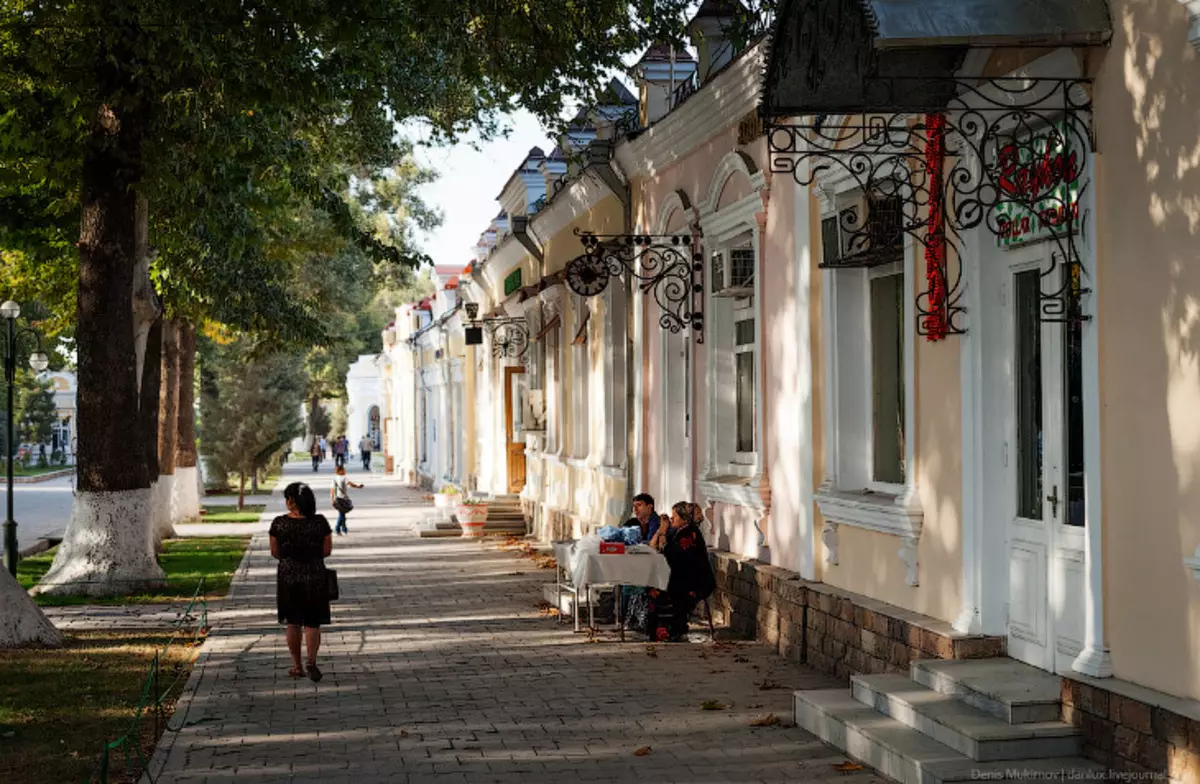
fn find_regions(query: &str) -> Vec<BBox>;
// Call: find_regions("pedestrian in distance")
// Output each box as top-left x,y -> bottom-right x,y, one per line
309,439 -> 321,472
318,435 -> 327,461
331,465 -> 363,535
269,482 -> 333,682
359,435 -> 373,471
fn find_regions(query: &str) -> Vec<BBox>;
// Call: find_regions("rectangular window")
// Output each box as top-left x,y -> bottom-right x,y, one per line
735,318 -> 755,455
821,215 -> 840,266
710,251 -> 724,294
729,247 -> 755,289
870,273 -> 905,484
1065,315 -> 1086,527
1015,270 -> 1043,520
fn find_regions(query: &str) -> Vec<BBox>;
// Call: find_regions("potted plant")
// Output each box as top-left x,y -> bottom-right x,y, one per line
456,498 -> 490,537
433,484 -> 460,513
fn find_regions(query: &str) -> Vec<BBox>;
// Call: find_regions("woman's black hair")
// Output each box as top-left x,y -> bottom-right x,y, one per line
672,501 -> 702,526
284,482 -> 317,517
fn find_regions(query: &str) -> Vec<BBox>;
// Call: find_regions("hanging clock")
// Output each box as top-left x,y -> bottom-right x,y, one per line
566,252 -> 611,297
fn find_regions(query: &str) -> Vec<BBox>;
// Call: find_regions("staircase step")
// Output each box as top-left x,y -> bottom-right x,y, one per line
794,690 -> 1104,784
911,659 -> 1063,725
852,675 -> 1080,762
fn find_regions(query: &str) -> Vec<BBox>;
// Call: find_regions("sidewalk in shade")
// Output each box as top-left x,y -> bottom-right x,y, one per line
145,461 -> 885,784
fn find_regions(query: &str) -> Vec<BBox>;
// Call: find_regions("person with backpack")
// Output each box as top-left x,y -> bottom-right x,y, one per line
330,465 -> 363,535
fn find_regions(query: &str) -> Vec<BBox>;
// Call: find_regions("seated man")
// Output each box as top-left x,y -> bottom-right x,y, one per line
622,493 -> 661,544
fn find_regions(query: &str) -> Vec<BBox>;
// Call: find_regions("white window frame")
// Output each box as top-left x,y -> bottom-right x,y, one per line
700,196 -> 763,483
732,295 -> 757,465
813,164 -> 923,585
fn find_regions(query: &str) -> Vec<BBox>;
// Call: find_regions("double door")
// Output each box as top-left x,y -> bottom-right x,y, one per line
997,248 -> 1087,674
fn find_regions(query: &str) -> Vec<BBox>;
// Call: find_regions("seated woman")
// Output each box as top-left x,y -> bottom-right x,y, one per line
645,501 -> 716,642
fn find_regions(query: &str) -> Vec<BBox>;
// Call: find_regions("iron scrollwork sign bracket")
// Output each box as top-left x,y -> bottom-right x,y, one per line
564,228 -> 705,343
472,317 -> 529,360
765,74 -> 1097,338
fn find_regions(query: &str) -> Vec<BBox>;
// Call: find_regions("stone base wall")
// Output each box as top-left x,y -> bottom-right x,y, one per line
709,550 -> 1004,682
1063,677 -> 1198,780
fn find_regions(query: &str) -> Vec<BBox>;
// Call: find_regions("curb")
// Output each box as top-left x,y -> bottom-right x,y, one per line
140,522 -> 265,784
18,535 -> 61,559
2,468 -> 73,485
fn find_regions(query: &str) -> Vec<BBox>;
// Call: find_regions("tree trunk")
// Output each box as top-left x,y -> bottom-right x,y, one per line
0,569 -> 61,648
250,470 -> 259,495
36,104 -> 165,597
155,321 -> 180,541
237,470 -> 245,512
141,317 -> 168,550
170,321 -> 201,523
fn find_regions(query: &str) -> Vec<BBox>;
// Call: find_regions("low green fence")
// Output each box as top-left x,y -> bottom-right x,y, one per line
85,579 -> 210,784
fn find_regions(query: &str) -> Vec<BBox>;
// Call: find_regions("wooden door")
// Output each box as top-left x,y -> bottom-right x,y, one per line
504,366 -> 526,494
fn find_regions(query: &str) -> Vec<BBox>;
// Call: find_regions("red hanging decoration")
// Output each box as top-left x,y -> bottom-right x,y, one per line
923,113 -> 948,342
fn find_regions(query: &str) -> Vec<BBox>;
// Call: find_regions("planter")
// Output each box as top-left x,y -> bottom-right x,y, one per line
456,504 -> 489,538
433,492 -> 459,510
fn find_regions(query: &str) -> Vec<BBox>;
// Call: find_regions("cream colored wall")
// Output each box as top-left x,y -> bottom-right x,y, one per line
811,199 -> 963,623
1093,0 -> 1200,700
543,196 -> 626,276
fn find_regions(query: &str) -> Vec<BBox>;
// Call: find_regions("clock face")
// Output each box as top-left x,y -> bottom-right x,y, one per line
566,253 -> 610,298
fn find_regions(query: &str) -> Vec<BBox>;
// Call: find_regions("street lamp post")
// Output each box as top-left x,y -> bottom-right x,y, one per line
1,300 -> 50,575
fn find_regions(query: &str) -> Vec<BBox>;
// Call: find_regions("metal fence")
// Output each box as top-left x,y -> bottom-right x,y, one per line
84,579 -> 209,784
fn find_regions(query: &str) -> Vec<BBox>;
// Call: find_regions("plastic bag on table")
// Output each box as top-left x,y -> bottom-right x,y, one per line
597,525 -> 625,543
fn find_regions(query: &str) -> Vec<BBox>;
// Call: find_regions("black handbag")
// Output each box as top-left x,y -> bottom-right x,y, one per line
333,496 -> 353,514
325,568 -> 339,601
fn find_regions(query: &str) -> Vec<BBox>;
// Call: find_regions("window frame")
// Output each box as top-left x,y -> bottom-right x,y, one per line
700,197 -> 763,482
571,294 -> 591,462
865,260 -> 906,495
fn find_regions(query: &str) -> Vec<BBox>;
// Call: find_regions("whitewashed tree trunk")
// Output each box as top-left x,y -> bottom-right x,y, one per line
171,466 -> 200,522
37,188 -> 165,596
34,488 -> 163,597
154,320 -> 180,541
0,569 -> 61,648
171,323 -> 202,523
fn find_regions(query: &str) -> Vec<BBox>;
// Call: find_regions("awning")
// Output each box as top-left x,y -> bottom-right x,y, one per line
761,0 -> 1112,118
533,314 -> 561,342
572,311 -> 590,345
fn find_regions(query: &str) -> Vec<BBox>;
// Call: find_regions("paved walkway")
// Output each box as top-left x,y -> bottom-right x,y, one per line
149,464 -> 884,784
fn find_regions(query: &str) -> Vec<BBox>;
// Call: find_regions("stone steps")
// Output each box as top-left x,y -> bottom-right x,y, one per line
793,658 -> 1104,784
851,675 -> 1080,761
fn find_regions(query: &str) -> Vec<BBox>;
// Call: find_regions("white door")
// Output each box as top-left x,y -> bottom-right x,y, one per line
1005,251 -> 1088,673
660,329 -> 690,508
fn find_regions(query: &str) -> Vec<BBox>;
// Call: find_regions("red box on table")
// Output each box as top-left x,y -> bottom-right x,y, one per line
599,542 -> 625,554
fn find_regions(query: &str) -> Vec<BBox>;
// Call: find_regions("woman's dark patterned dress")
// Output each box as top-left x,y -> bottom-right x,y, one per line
645,523 -> 716,641
269,514 -> 333,627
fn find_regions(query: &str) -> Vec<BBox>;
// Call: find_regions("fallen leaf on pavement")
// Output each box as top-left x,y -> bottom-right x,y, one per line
833,761 -> 865,772
749,713 -> 780,727
700,700 -> 729,711
733,655 -> 750,663
634,746 -> 652,756
645,645 -> 658,658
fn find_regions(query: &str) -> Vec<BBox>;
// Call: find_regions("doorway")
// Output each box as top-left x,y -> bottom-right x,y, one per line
986,245 -> 1087,674
504,366 -> 527,494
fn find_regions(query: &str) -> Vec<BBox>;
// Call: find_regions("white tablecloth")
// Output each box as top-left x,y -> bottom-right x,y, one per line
552,542 -> 671,591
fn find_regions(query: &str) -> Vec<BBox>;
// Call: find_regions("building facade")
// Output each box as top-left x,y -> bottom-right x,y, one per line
380,1 -> 1200,777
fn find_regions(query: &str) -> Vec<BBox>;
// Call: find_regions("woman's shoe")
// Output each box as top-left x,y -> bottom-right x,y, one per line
306,662 -> 322,682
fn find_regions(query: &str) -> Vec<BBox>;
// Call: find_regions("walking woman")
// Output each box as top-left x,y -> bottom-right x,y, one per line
270,482 -> 333,681
309,439 -> 321,472
331,465 -> 363,535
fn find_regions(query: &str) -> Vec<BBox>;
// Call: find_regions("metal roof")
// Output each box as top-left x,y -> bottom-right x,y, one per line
865,0 -> 1111,48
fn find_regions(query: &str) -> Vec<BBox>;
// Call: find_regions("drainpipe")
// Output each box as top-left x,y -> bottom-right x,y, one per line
411,340 -> 420,487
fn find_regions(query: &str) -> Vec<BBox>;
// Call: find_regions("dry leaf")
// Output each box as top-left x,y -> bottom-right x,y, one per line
749,713 -> 780,727
700,700 -> 729,711
733,655 -> 750,663
634,746 -> 652,756
833,761 -> 865,773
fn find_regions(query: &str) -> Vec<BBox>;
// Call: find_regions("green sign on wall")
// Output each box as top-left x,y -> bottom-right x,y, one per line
504,268 -> 523,296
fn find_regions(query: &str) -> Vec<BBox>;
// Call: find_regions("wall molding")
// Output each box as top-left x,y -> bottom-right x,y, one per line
815,484 -> 924,586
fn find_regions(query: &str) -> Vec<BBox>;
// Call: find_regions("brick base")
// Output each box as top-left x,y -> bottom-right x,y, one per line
1063,677 -> 1197,780
709,550 -> 1005,682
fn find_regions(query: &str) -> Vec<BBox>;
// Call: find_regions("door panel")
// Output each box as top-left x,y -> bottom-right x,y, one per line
1006,257 -> 1087,674
504,367 -> 527,495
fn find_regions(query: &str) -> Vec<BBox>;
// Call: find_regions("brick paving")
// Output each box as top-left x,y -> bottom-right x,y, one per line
147,464 -> 886,784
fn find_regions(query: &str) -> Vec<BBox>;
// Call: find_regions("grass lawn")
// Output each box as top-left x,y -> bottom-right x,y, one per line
18,536 -> 251,607
204,471 -> 281,497
200,503 -> 266,523
0,629 -> 203,784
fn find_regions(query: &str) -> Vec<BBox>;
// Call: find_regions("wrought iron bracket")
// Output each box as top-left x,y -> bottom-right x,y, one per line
766,74 -> 1096,339
564,229 -> 705,343
468,316 -> 530,360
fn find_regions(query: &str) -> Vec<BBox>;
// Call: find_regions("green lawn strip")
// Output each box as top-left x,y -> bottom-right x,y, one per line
200,503 -> 266,523
0,628 -> 202,784
204,472 -> 281,497
1,463 -> 69,477
18,536 -> 251,607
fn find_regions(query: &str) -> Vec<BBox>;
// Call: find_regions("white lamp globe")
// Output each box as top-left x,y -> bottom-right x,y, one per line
28,352 -> 49,372
0,301 -> 19,320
